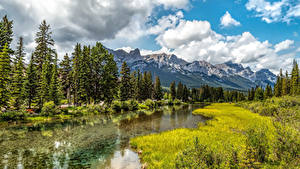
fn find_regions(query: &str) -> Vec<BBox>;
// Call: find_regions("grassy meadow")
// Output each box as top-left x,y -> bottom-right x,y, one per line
130,102 -> 300,168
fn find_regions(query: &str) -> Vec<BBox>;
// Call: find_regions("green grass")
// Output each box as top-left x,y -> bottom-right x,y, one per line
130,103 -> 296,168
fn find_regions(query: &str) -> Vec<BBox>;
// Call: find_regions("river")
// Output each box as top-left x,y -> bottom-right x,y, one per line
0,104 -> 206,169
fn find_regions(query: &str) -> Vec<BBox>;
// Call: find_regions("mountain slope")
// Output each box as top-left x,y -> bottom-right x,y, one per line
108,48 -> 276,90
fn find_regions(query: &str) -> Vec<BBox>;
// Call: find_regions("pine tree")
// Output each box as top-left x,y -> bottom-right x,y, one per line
285,70 -> 290,95
137,69 -> 143,100
78,45 -> 91,104
11,37 -> 25,109
153,76 -> 163,100
101,51 -> 118,104
0,43 -> 11,109
130,71 -> 138,100
40,49 -> 53,104
0,15 -> 13,53
291,60 -> 299,95
254,87 -> 264,101
176,82 -> 183,100
170,81 -> 176,100
120,61 -> 131,101
182,85 -> 189,102
274,75 -> 282,97
59,53 -> 72,104
264,84 -> 272,99
24,54 -> 38,109
49,53 -> 60,105
146,72 -> 153,99
71,43 -> 82,105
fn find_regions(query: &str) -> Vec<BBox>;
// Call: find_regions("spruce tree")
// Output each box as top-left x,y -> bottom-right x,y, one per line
170,81 -> 176,100
40,49 -> 53,104
0,15 -> 13,53
59,53 -> 72,104
71,43 -> 82,105
78,45 -> 91,103
153,76 -> 163,100
274,75 -> 282,97
254,87 -> 264,101
120,61 -> 131,101
24,54 -> 38,109
146,72 -> 153,99
49,53 -> 60,105
11,37 -> 25,109
130,71 -> 138,100
291,60 -> 299,95
182,85 -> 189,102
176,82 -> 183,100
101,51 -> 118,104
264,84 -> 272,99
137,69 -> 143,100
0,43 -> 11,109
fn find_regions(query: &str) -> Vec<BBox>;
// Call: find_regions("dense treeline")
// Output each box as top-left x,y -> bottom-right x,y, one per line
247,60 -> 300,101
0,15 -> 164,112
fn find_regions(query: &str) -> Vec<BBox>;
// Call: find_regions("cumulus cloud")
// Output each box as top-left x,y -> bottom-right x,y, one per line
220,11 -> 241,27
0,0 -> 190,58
150,15 -> 296,73
245,0 -> 300,23
274,40 -> 294,52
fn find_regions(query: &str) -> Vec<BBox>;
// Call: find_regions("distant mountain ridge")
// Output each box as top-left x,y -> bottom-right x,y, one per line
107,48 -> 276,90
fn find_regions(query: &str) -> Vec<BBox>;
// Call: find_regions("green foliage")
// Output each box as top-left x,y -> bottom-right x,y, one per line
59,53 -> 72,103
145,99 -> 155,109
153,76 -> 163,100
0,110 -> 27,121
131,103 -> 299,168
11,37 -> 25,110
128,99 -> 139,111
0,43 -> 11,108
111,100 -> 122,112
254,87 -> 264,101
170,81 -> 176,100
120,61 -> 132,101
41,101 -> 60,116
24,54 -> 38,109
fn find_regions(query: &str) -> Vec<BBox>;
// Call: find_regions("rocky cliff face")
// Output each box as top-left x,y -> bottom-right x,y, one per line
108,48 -> 276,90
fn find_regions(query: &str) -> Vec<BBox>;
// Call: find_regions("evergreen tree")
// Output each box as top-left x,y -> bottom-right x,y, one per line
264,84 -> 273,99
182,85 -> 189,102
11,37 -> 25,109
153,76 -> 163,100
0,43 -> 11,109
291,60 -> 299,95
130,71 -> 138,100
59,53 -> 72,104
176,82 -> 183,100
170,81 -> 176,100
120,61 -> 131,101
282,73 -> 288,96
78,45 -> 91,103
285,70 -> 290,95
254,87 -> 264,101
0,15 -> 13,53
274,75 -> 282,97
71,43 -> 82,105
137,69 -> 143,100
24,54 -> 38,109
101,51 -> 118,104
49,53 -> 60,105
40,49 -> 53,104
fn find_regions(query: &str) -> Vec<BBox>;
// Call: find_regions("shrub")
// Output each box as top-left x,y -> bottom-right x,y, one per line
145,99 -> 155,109
111,100 -> 122,112
41,101 -> 60,116
173,99 -> 181,105
128,100 -> 139,111
0,110 -> 27,121
176,138 -> 230,168
138,103 -> 149,110
121,101 -> 129,111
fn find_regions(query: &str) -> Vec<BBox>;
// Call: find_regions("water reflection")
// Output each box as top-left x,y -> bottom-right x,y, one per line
0,104 -> 206,169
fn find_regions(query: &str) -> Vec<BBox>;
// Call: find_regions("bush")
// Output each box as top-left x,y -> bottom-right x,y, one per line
176,138 -> 232,168
128,100 -> 139,111
173,99 -> 181,105
121,101 -> 129,111
138,103 -> 149,110
145,99 -> 155,109
111,100 -> 122,112
41,101 -> 60,116
0,110 -> 27,121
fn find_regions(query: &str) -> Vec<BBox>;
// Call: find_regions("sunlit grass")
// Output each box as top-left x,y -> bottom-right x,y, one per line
130,103 -> 275,168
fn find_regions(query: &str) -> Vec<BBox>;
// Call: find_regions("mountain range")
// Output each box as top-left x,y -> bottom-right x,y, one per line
107,48 -> 277,90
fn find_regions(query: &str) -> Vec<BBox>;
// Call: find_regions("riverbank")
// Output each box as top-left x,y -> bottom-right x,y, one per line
130,102 -> 299,168
0,99 -> 186,123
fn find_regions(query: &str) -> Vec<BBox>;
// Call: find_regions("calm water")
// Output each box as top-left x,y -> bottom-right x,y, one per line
0,104 -> 206,169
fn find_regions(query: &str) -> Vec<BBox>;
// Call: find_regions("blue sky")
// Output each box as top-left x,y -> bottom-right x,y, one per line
1,0 -> 300,73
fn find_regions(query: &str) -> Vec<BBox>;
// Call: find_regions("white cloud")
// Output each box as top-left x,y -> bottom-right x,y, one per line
274,39 -> 294,52
245,0 -> 300,23
1,0 -> 191,59
151,16 -> 296,73
220,11 -> 241,27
